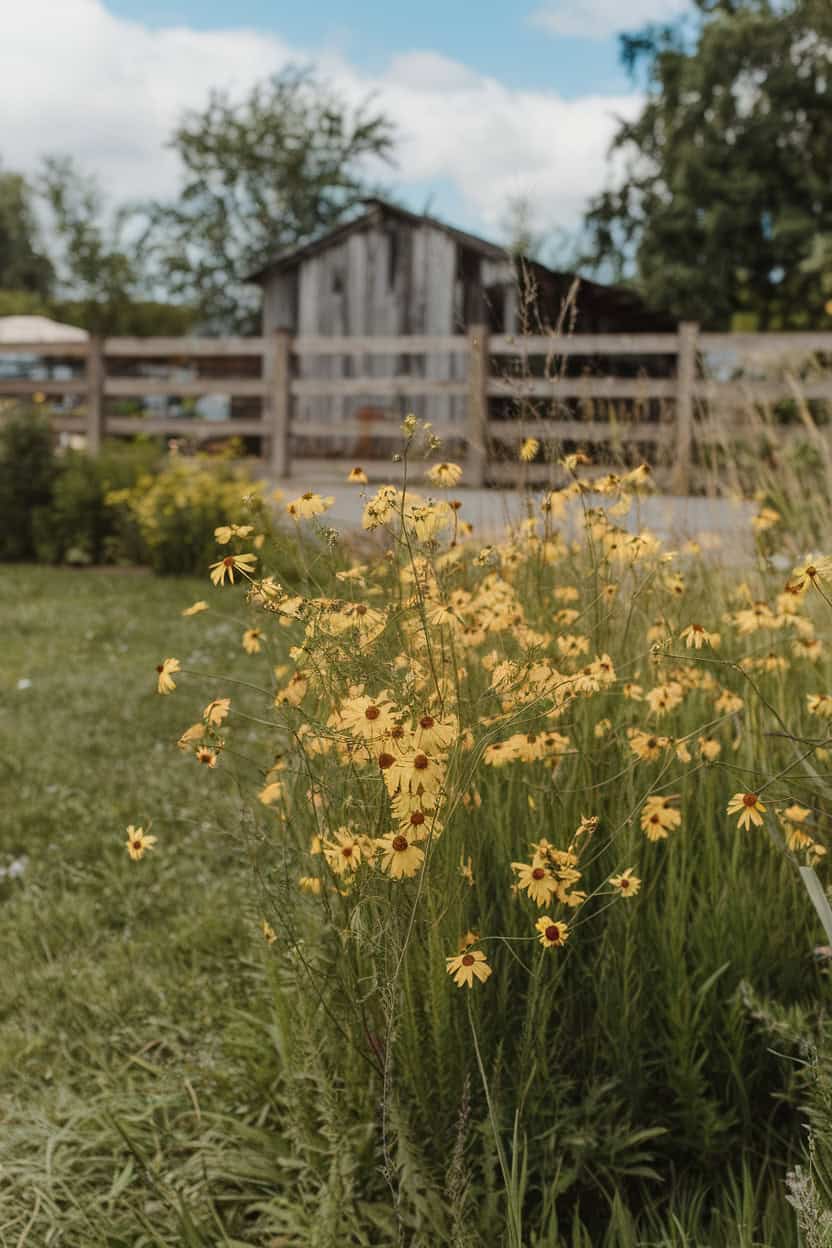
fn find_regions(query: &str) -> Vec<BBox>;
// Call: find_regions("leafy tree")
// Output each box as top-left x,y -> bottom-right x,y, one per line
37,155 -> 169,335
584,0 -> 832,328
143,66 -> 396,332
0,168 -> 53,298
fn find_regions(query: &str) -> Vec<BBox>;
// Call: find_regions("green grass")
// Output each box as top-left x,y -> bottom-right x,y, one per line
0,566 -> 276,1245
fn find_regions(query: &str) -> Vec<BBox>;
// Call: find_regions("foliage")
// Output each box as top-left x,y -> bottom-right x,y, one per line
0,406 -> 57,560
584,0 -> 832,328
36,154 -> 153,335
0,166 -> 53,298
107,454 -> 277,575
142,65 -> 396,331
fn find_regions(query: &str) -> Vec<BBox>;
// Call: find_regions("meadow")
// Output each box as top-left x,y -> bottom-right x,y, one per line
4,443 -> 832,1247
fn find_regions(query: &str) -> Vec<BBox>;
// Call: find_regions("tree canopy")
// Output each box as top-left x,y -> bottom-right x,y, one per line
143,66 -> 396,332
0,168 -> 53,299
584,0 -> 832,328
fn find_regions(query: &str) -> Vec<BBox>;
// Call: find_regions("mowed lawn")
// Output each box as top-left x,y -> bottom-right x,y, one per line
0,566 -> 275,1245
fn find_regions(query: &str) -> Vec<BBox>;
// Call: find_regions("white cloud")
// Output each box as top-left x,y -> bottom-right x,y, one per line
0,0 -> 642,240
530,0 -> 690,40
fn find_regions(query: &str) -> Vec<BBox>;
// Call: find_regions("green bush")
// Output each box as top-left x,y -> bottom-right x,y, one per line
0,407 -> 57,560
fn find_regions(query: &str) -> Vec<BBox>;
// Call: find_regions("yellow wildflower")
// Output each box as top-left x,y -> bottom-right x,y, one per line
610,868 -> 641,897
286,492 -> 335,519
535,917 -> 569,948
726,792 -> 766,830
125,825 -> 157,861
156,657 -> 180,695
209,552 -> 257,586
445,949 -> 492,988
427,462 -> 463,488
182,600 -> 209,616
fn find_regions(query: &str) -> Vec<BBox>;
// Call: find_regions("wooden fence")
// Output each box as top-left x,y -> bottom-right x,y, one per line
3,323 -> 832,492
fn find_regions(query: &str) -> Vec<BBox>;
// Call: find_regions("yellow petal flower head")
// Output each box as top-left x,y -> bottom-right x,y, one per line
535,917 -> 570,948
680,623 -> 721,650
347,466 -> 369,484
726,791 -> 766,830
286,492 -> 335,520
610,868 -> 641,897
512,858 -> 559,907
209,552 -> 257,586
242,628 -> 263,654
519,437 -> 540,463
195,747 -> 218,768
261,919 -> 277,944
445,948 -> 492,988
426,461 -> 463,488
125,825 -> 157,861
214,524 -> 254,544
808,694 -> 832,719
376,831 -> 426,879
182,600 -> 209,616
203,698 -> 231,726
156,657 -> 180,695
640,796 -> 682,841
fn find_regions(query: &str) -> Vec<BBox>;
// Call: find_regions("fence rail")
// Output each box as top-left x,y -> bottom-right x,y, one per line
2,322 -> 832,491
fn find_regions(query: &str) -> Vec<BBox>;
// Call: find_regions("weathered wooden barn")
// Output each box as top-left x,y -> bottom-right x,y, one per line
247,198 -> 670,452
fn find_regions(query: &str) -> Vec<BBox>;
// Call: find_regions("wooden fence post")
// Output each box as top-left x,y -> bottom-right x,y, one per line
265,328 -> 292,478
467,323 -> 489,488
672,321 -> 699,494
86,337 -> 104,453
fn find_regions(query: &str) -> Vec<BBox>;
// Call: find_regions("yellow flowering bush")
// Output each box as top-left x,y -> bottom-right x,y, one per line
146,433 -> 832,1242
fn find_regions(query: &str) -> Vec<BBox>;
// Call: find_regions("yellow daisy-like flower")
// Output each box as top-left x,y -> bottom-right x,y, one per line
214,524 -> 254,544
376,831 -> 425,879
156,657 -> 180,695
195,746 -> 218,768
519,437 -> 540,463
808,694 -> 832,719
242,628 -> 263,655
347,466 -> 368,484
640,796 -> 681,841
259,780 -> 284,806
610,868 -> 641,897
726,791 -> 766,830
209,552 -> 257,586
698,735 -> 721,761
445,948 -> 492,988
182,600 -> 209,616
176,722 -> 204,751
203,698 -> 230,726
261,918 -> 277,944
322,828 -> 364,876
627,728 -> 668,762
680,623 -> 720,650
125,825 -> 157,861
426,461 -> 463,488
286,492 -> 335,519
512,858 -> 558,907
535,916 -> 569,948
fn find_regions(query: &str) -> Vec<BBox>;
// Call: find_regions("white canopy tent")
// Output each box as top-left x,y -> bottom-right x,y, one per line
0,315 -> 89,344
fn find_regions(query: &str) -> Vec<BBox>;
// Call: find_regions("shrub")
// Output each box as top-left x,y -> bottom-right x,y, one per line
0,406 -> 57,560
108,455 -> 275,575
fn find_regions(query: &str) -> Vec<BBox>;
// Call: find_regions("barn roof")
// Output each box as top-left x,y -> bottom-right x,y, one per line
247,197 -> 525,283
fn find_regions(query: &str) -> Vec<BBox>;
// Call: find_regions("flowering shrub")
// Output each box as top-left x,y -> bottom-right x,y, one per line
107,455 -> 284,576
144,426 -> 832,1243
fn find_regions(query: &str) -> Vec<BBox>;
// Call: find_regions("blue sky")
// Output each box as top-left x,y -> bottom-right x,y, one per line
105,0 -> 636,97
3,0 -> 690,248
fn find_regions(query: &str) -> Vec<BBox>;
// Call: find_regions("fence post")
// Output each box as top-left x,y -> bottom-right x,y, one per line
467,322 -> 489,488
672,321 -> 698,494
265,328 -> 292,478
86,336 -> 104,453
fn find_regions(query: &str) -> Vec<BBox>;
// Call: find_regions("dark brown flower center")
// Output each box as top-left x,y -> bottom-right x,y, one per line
647,737 -> 658,749
545,925 -> 560,942
391,835 -> 409,852
341,845 -> 353,857
532,867 -> 546,880
420,715 -> 435,729
378,753 -> 395,770
462,954 -> 475,966
743,793 -> 758,808
156,664 -> 164,673
365,705 -> 380,720
223,556 -> 234,567
413,754 -> 429,770
410,811 -> 426,826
